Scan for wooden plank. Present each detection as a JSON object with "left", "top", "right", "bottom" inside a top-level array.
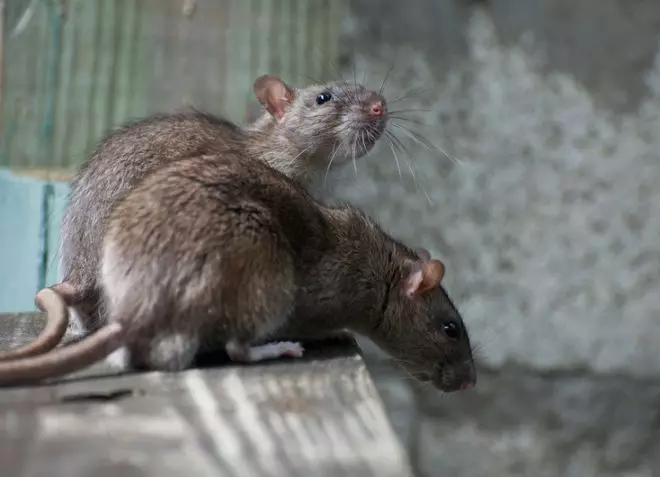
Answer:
[{"left": 0, "top": 312, "right": 415, "bottom": 477}]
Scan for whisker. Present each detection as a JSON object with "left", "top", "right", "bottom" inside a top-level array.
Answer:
[
  {"left": 387, "top": 129, "right": 414, "bottom": 158},
  {"left": 370, "top": 126, "right": 382, "bottom": 151},
  {"left": 477, "top": 325, "right": 506, "bottom": 343},
  {"left": 302, "top": 74, "right": 326, "bottom": 86},
  {"left": 352, "top": 61, "right": 359, "bottom": 104},
  {"left": 388, "top": 356, "right": 417, "bottom": 367},
  {"left": 387, "top": 129, "right": 415, "bottom": 164},
  {"left": 388, "top": 87, "right": 432, "bottom": 104},
  {"left": 379, "top": 62, "right": 397, "bottom": 95},
  {"left": 389, "top": 131, "right": 435, "bottom": 205},
  {"left": 390, "top": 364, "right": 431, "bottom": 388},
  {"left": 389, "top": 116, "right": 429, "bottom": 127},
  {"left": 387, "top": 108, "right": 436, "bottom": 115},
  {"left": 384, "top": 132, "right": 403, "bottom": 181},
  {"left": 351, "top": 133, "right": 358, "bottom": 177},
  {"left": 323, "top": 144, "right": 342, "bottom": 188},
  {"left": 471, "top": 329, "right": 505, "bottom": 355},
  {"left": 391, "top": 123, "right": 438, "bottom": 152},
  {"left": 291, "top": 143, "right": 316, "bottom": 162},
  {"left": 363, "top": 127, "right": 374, "bottom": 147},
  {"left": 391, "top": 123, "right": 464, "bottom": 166},
  {"left": 360, "top": 130, "right": 368, "bottom": 159},
  {"left": 389, "top": 132, "right": 433, "bottom": 205}
]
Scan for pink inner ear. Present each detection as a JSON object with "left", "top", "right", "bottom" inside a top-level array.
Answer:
[
  {"left": 404, "top": 268, "right": 424, "bottom": 297},
  {"left": 254, "top": 76, "right": 294, "bottom": 121},
  {"left": 267, "top": 94, "right": 288, "bottom": 120}
]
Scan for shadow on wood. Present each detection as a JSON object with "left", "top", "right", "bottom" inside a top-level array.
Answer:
[{"left": 0, "top": 312, "right": 415, "bottom": 477}]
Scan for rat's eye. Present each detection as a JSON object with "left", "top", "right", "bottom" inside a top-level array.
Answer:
[
  {"left": 316, "top": 91, "right": 332, "bottom": 105},
  {"left": 442, "top": 320, "right": 461, "bottom": 340}
]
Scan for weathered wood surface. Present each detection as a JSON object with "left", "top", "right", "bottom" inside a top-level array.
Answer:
[{"left": 0, "top": 312, "right": 415, "bottom": 477}]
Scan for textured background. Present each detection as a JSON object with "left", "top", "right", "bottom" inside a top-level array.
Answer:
[
  {"left": 2, "top": 1, "right": 659, "bottom": 475},
  {"left": 330, "top": 1, "right": 660, "bottom": 476}
]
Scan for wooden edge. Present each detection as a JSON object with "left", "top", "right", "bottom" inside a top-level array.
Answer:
[
  {"left": 0, "top": 311, "right": 415, "bottom": 477},
  {"left": 7, "top": 167, "right": 74, "bottom": 182}
]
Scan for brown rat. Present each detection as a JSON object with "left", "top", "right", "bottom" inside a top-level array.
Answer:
[
  {"left": 0, "top": 74, "right": 388, "bottom": 361},
  {"left": 0, "top": 152, "right": 476, "bottom": 392}
]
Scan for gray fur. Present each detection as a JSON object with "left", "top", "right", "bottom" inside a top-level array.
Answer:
[
  {"left": 60, "top": 77, "right": 388, "bottom": 332},
  {"left": 97, "top": 153, "right": 475, "bottom": 391}
]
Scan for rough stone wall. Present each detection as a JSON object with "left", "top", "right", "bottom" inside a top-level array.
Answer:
[{"left": 333, "top": 1, "right": 660, "bottom": 476}]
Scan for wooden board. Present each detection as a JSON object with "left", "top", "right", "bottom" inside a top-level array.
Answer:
[{"left": 0, "top": 312, "right": 415, "bottom": 477}]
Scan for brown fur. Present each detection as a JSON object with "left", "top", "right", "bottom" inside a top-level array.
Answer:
[
  {"left": 58, "top": 76, "right": 387, "bottom": 335},
  {"left": 0, "top": 153, "right": 475, "bottom": 391}
]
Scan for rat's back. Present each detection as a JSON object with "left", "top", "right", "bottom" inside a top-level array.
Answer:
[
  {"left": 99, "top": 153, "right": 323, "bottom": 365},
  {"left": 60, "top": 111, "right": 243, "bottom": 291},
  {"left": 104, "top": 152, "right": 328, "bottom": 268}
]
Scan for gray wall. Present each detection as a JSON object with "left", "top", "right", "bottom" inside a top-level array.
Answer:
[{"left": 334, "top": 1, "right": 660, "bottom": 476}]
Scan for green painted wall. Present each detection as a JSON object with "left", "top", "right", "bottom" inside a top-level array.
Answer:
[
  {"left": 1, "top": 0, "right": 345, "bottom": 170},
  {"left": 0, "top": 0, "right": 345, "bottom": 311}
]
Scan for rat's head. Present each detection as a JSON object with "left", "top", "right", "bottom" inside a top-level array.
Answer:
[
  {"left": 373, "top": 248, "right": 476, "bottom": 393},
  {"left": 252, "top": 75, "right": 388, "bottom": 168}
]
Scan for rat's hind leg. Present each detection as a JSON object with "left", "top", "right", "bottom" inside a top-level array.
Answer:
[
  {"left": 202, "top": 241, "right": 301, "bottom": 364},
  {"left": 124, "top": 331, "right": 200, "bottom": 372},
  {"left": 105, "top": 346, "right": 130, "bottom": 371}
]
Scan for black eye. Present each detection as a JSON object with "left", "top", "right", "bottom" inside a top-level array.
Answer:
[
  {"left": 442, "top": 320, "right": 460, "bottom": 340},
  {"left": 316, "top": 91, "right": 332, "bottom": 105}
]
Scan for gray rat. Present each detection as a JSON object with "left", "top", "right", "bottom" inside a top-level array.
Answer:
[
  {"left": 0, "top": 152, "right": 476, "bottom": 392},
  {"left": 0, "top": 74, "right": 388, "bottom": 361}
]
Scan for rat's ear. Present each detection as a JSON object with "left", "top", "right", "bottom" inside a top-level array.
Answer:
[
  {"left": 253, "top": 75, "right": 295, "bottom": 121},
  {"left": 403, "top": 259, "right": 446, "bottom": 298}
]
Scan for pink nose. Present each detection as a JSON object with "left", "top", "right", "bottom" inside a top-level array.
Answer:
[
  {"left": 459, "top": 380, "right": 474, "bottom": 390},
  {"left": 369, "top": 101, "right": 384, "bottom": 117}
]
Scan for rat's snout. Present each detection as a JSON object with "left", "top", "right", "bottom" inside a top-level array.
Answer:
[
  {"left": 433, "top": 359, "right": 477, "bottom": 393},
  {"left": 340, "top": 88, "right": 388, "bottom": 158},
  {"left": 369, "top": 101, "right": 384, "bottom": 117},
  {"left": 365, "top": 93, "right": 387, "bottom": 118},
  {"left": 460, "top": 363, "right": 477, "bottom": 390}
]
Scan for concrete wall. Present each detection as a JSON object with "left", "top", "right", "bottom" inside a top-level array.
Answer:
[{"left": 334, "top": 1, "right": 660, "bottom": 476}]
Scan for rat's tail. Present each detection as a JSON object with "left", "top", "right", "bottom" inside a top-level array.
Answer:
[
  {"left": 0, "top": 284, "right": 76, "bottom": 361},
  {"left": 0, "top": 322, "right": 124, "bottom": 386}
]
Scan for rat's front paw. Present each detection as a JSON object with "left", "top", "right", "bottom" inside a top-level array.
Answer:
[
  {"left": 269, "top": 341, "right": 305, "bottom": 359},
  {"left": 226, "top": 340, "right": 305, "bottom": 362},
  {"left": 247, "top": 341, "right": 305, "bottom": 361}
]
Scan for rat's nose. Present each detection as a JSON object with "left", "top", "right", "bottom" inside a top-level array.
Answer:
[
  {"left": 459, "top": 380, "right": 474, "bottom": 390},
  {"left": 460, "top": 364, "right": 477, "bottom": 390},
  {"left": 369, "top": 100, "right": 384, "bottom": 117},
  {"left": 365, "top": 93, "right": 387, "bottom": 118}
]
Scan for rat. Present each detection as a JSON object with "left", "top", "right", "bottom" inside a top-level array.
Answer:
[
  {"left": 0, "top": 152, "right": 476, "bottom": 392},
  {"left": 0, "top": 74, "right": 388, "bottom": 362}
]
